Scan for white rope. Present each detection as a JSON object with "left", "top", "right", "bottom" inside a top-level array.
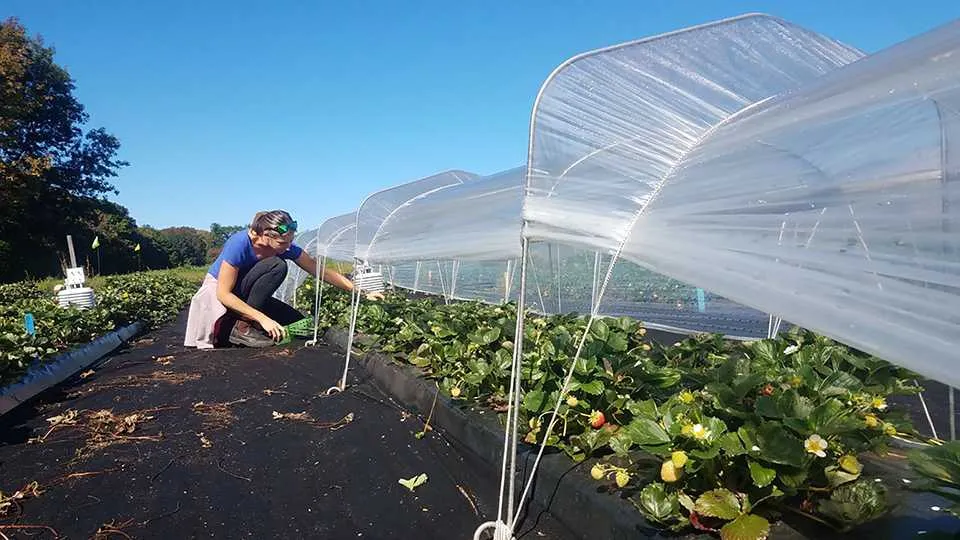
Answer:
[
  {"left": 328, "top": 268, "right": 363, "bottom": 394},
  {"left": 437, "top": 260, "right": 450, "bottom": 305},
  {"left": 916, "top": 382, "right": 939, "bottom": 440},
  {"left": 513, "top": 248, "right": 620, "bottom": 534},
  {"left": 305, "top": 254, "right": 326, "bottom": 347},
  {"left": 478, "top": 238, "right": 531, "bottom": 540}
]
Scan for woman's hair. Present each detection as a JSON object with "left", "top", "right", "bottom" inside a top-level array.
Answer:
[{"left": 250, "top": 210, "right": 294, "bottom": 234}]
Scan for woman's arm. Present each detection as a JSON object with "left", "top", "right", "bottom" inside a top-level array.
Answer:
[
  {"left": 216, "top": 261, "right": 285, "bottom": 339},
  {"left": 294, "top": 252, "right": 382, "bottom": 299},
  {"left": 294, "top": 252, "right": 354, "bottom": 292}
]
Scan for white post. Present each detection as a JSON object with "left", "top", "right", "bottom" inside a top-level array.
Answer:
[{"left": 66, "top": 235, "right": 78, "bottom": 268}]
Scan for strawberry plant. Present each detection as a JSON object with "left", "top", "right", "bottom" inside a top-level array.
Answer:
[
  {"left": 0, "top": 270, "right": 197, "bottom": 388},
  {"left": 907, "top": 441, "right": 960, "bottom": 517},
  {"left": 308, "top": 285, "right": 922, "bottom": 538}
]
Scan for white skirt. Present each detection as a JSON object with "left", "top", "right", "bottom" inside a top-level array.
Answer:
[{"left": 183, "top": 274, "right": 228, "bottom": 349}]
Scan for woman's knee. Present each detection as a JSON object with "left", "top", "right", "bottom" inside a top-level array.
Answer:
[{"left": 255, "top": 256, "right": 288, "bottom": 277}]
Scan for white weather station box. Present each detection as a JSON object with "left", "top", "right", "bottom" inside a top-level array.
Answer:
[{"left": 56, "top": 235, "right": 96, "bottom": 309}]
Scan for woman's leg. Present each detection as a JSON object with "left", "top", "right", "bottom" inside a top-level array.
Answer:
[
  {"left": 235, "top": 257, "right": 287, "bottom": 310},
  {"left": 235, "top": 257, "right": 305, "bottom": 325}
]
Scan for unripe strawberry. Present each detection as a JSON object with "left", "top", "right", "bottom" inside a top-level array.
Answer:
[
  {"left": 590, "top": 463, "right": 604, "bottom": 480},
  {"left": 566, "top": 395, "right": 578, "bottom": 407},
  {"left": 450, "top": 387, "right": 461, "bottom": 398},
  {"left": 839, "top": 454, "right": 862, "bottom": 475},
  {"left": 615, "top": 470, "right": 630, "bottom": 488},
  {"left": 671, "top": 451, "right": 688, "bottom": 469},
  {"left": 660, "top": 460, "right": 680, "bottom": 483}
]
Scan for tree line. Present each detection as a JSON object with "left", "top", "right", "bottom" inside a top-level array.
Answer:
[{"left": 0, "top": 17, "right": 244, "bottom": 283}]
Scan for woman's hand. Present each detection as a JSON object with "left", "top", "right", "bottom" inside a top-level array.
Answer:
[{"left": 258, "top": 315, "right": 287, "bottom": 341}]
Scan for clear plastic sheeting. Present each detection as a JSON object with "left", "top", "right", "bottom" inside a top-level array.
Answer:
[
  {"left": 317, "top": 212, "right": 360, "bottom": 263},
  {"left": 358, "top": 167, "right": 523, "bottom": 305},
  {"left": 523, "top": 13, "right": 865, "bottom": 335},
  {"left": 274, "top": 212, "right": 357, "bottom": 305},
  {"left": 367, "top": 167, "right": 524, "bottom": 263},
  {"left": 525, "top": 246, "right": 771, "bottom": 336},
  {"left": 356, "top": 164, "right": 769, "bottom": 328},
  {"left": 274, "top": 226, "right": 318, "bottom": 305},
  {"left": 615, "top": 19, "right": 960, "bottom": 387},
  {"left": 355, "top": 170, "right": 478, "bottom": 262}
]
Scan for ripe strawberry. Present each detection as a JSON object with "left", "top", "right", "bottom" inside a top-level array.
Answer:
[
  {"left": 589, "top": 410, "right": 606, "bottom": 429},
  {"left": 761, "top": 384, "right": 774, "bottom": 396}
]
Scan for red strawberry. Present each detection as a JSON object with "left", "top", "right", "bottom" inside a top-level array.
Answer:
[
  {"left": 761, "top": 384, "right": 774, "bottom": 396},
  {"left": 589, "top": 410, "right": 606, "bottom": 429}
]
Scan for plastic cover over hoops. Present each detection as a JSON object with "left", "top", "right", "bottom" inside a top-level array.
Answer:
[
  {"left": 274, "top": 226, "right": 318, "bottom": 305},
  {"left": 366, "top": 167, "right": 523, "bottom": 264},
  {"left": 355, "top": 170, "right": 478, "bottom": 262},
  {"left": 361, "top": 168, "right": 521, "bottom": 304},
  {"left": 525, "top": 14, "right": 960, "bottom": 385},
  {"left": 522, "top": 13, "right": 865, "bottom": 336},
  {"left": 274, "top": 212, "right": 358, "bottom": 305}
]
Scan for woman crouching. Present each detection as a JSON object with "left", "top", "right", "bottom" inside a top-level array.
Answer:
[{"left": 184, "top": 210, "right": 373, "bottom": 348}]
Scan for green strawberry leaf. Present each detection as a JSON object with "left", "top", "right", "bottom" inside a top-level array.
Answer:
[
  {"left": 694, "top": 489, "right": 741, "bottom": 520},
  {"left": 523, "top": 390, "right": 546, "bottom": 413},
  {"left": 748, "top": 460, "right": 776, "bottom": 488},
  {"left": 606, "top": 331, "right": 629, "bottom": 352},
  {"left": 720, "top": 513, "right": 771, "bottom": 540},
  {"left": 622, "top": 418, "right": 671, "bottom": 447},
  {"left": 639, "top": 482, "right": 678, "bottom": 522},
  {"left": 579, "top": 379, "right": 605, "bottom": 396},
  {"left": 589, "top": 319, "right": 609, "bottom": 341},
  {"left": 755, "top": 422, "right": 805, "bottom": 468},
  {"left": 718, "top": 432, "right": 747, "bottom": 456}
]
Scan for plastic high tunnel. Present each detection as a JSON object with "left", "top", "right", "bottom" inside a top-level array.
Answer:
[
  {"left": 267, "top": 12, "right": 960, "bottom": 540},
  {"left": 519, "top": 13, "right": 960, "bottom": 390},
  {"left": 473, "top": 14, "right": 876, "bottom": 539}
]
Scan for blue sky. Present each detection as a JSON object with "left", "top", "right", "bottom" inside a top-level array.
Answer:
[{"left": 5, "top": 1, "right": 959, "bottom": 230}]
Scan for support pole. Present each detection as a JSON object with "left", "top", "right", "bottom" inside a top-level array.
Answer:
[{"left": 66, "top": 235, "right": 78, "bottom": 268}]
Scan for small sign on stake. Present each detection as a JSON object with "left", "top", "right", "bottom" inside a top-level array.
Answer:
[{"left": 24, "top": 313, "right": 36, "bottom": 336}]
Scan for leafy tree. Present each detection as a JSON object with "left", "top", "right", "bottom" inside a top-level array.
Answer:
[
  {"left": 136, "top": 226, "right": 172, "bottom": 270},
  {"left": 0, "top": 17, "right": 129, "bottom": 282},
  {"left": 209, "top": 222, "right": 244, "bottom": 248},
  {"left": 158, "top": 227, "right": 210, "bottom": 267}
]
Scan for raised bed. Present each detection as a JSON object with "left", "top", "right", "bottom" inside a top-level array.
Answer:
[
  {"left": 322, "top": 326, "right": 960, "bottom": 540},
  {"left": 0, "top": 321, "right": 144, "bottom": 416}
]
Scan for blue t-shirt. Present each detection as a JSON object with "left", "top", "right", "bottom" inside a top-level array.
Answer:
[{"left": 208, "top": 230, "right": 304, "bottom": 279}]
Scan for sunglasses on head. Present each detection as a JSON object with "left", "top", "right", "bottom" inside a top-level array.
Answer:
[{"left": 271, "top": 221, "right": 298, "bottom": 235}]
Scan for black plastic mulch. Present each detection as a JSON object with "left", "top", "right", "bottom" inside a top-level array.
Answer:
[{"left": 0, "top": 312, "right": 576, "bottom": 540}]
